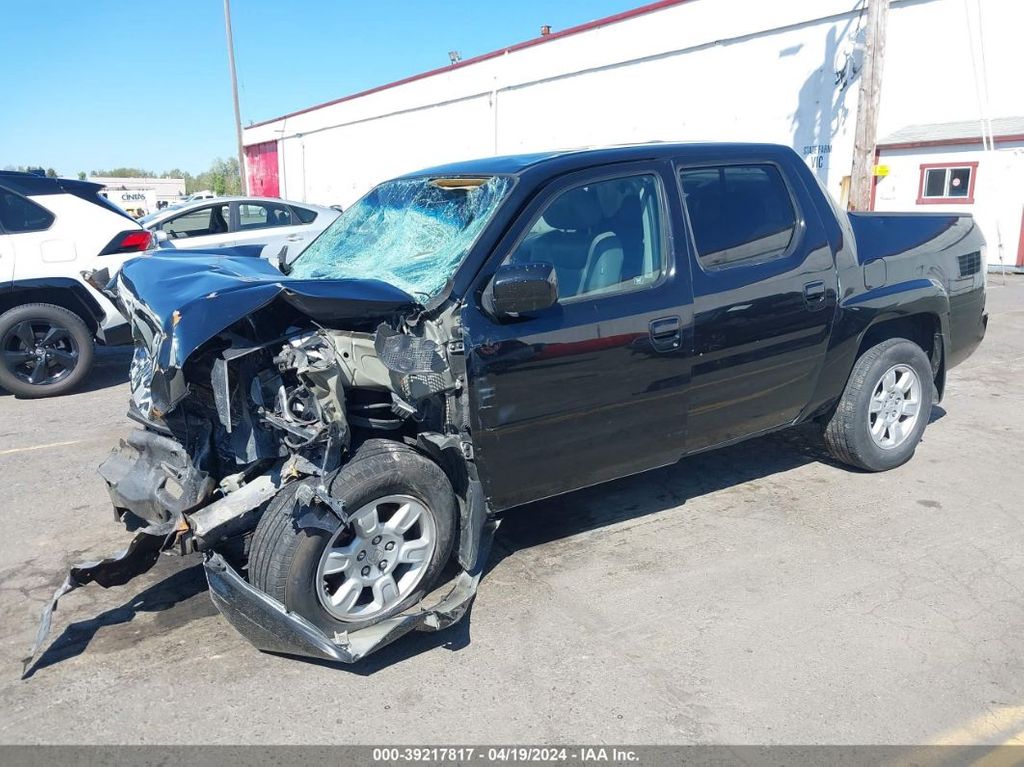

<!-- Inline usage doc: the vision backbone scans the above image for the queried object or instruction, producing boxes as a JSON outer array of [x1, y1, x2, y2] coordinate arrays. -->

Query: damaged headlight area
[[110, 316, 460, 527]]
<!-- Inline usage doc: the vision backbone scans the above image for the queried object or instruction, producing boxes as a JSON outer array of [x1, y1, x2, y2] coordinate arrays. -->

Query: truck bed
[[848, 212, 979, 266], [848, 211, 987, 369]]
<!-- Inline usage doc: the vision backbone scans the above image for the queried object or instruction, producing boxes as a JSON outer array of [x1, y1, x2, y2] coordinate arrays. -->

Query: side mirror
[[153, 229, 169, 245], [275, 245, 290, 274], [492, 262, 558, 316]]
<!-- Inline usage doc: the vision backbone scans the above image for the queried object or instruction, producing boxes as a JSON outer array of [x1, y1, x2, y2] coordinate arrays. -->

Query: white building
[[88, 176, 186, 206], [241, 0, 1022, 258], [874, 117, 1024, 271]]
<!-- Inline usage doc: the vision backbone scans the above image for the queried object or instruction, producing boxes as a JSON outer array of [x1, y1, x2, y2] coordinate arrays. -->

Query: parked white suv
[[0, 171, 153, 398], [143, 197, 340, 264]]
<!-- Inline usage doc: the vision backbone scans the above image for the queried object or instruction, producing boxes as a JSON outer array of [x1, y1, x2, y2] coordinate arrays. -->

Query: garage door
[[245, 141, 280, 197]]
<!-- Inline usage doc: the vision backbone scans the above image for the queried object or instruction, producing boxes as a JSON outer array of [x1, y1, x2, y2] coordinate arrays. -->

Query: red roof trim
[[878, 133, 1024, 150], [246, 0, 691, 130]]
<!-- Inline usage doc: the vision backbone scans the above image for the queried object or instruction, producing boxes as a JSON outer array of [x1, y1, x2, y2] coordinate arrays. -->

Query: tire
[[249, 439, 457, 634], [0, 303, 95, 398], [823, 337, 934, 472]]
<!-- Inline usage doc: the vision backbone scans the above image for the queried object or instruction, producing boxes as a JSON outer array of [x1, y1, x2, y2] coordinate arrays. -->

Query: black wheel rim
[[1, 319, 79, 386]]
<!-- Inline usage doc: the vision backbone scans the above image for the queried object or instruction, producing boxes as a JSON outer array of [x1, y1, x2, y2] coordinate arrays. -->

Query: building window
[[917, 162, 978, 204]]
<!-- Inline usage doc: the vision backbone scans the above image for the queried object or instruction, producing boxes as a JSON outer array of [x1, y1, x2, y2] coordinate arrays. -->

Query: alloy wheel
[[1, 320, 80, 387], [867, 363, 922, 450], [316, 494, 437, 622]]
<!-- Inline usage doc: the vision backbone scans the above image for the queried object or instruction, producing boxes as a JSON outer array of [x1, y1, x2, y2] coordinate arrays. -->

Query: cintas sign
[[101, 188, 157, 215]]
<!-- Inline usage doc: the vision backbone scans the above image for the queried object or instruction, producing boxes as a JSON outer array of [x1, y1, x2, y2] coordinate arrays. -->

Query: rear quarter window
[[292, 206, 318, 224], [0, 189, 55, 233]]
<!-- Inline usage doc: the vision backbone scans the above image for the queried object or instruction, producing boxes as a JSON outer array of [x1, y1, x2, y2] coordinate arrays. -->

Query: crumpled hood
[[114, 252, 418, 407]]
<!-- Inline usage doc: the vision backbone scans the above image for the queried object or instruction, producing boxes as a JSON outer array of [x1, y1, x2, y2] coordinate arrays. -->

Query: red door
[[245, 141, 280, 197]]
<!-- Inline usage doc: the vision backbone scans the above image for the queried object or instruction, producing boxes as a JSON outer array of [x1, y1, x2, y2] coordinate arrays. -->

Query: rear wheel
[[248, 440, 456, 633], [0, 303, 94, 398], [822, 337, 933, 471]]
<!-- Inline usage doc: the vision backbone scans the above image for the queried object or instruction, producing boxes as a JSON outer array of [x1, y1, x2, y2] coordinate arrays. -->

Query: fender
[[806, 278, 950, 418], [842, 278, 951, 341], [0, 276, 106, 329], [415, 432, 489, 572]]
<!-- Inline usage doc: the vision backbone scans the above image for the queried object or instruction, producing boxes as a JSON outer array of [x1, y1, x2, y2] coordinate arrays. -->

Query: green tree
[[89, 167, 156, 178], [160, 168, 193, 194], [77, 172, 87, 181], [191, 157, 241, 196], [75, 157, 240, 195], [3, 165, 46, 174], [45, 168, 58, 178]]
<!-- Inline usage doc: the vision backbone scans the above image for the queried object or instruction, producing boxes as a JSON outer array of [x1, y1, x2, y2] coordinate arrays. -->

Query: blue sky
[[1, 0, 641, 176]]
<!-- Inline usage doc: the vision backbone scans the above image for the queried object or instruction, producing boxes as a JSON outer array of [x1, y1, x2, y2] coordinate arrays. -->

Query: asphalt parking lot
[[0, 276, 1022, 745]]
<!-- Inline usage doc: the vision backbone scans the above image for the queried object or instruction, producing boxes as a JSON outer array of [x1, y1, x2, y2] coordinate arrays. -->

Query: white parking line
[[0, 439, 82, 456]]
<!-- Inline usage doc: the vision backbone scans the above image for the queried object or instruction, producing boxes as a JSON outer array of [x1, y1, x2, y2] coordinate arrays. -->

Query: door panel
[[235, 229, 289, 249], [678, 158, 838, 451], [464, 164, 695, 511]]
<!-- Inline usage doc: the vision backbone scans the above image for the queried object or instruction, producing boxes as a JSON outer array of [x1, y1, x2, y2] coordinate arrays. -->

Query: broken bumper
[[98, 429, 213, 525], [204, 519, 497, 664], [28, 428, 495, 672]]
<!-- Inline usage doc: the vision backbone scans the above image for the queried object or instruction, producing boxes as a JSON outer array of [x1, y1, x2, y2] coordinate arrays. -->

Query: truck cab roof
[[403, 142, 797, 179]]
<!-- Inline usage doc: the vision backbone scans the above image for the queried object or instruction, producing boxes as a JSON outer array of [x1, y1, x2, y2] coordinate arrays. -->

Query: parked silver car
[[143, 197, 340, 264]]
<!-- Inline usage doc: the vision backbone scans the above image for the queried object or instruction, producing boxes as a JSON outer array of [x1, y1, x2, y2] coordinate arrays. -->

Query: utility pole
[[223, 0, 247, 195], [848, 0, 890, 211]]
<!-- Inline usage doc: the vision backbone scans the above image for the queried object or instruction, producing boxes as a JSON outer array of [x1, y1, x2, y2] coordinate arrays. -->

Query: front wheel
[[248, 440, 456, 633], [822, 337, 934, 472]]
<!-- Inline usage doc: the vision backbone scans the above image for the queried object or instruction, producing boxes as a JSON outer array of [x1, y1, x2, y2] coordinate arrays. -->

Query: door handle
[[649, 316, 682, 352], [286, 234, 304, 242], [803, 280, 826, 308]]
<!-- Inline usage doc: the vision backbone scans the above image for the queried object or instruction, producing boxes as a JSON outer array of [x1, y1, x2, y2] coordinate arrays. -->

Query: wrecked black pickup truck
[[27, 143, 987, 671]]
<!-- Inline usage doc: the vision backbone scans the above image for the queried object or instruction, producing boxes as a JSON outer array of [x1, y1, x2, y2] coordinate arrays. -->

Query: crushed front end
[[25, 251, 491, 675]]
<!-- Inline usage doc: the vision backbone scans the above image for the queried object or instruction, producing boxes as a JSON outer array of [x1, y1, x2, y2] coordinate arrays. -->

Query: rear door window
[[679, 164, 797, 270], [238, 202, 294, 230], [0, 189, 55, 233]]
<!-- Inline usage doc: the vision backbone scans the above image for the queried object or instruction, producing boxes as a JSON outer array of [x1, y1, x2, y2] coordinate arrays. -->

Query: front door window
[[506, 174, 665, 302], [163, 204, 230, 239]]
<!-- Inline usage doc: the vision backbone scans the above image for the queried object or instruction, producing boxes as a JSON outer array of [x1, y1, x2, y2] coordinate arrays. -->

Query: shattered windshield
[[289, 175, 512, 299]]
